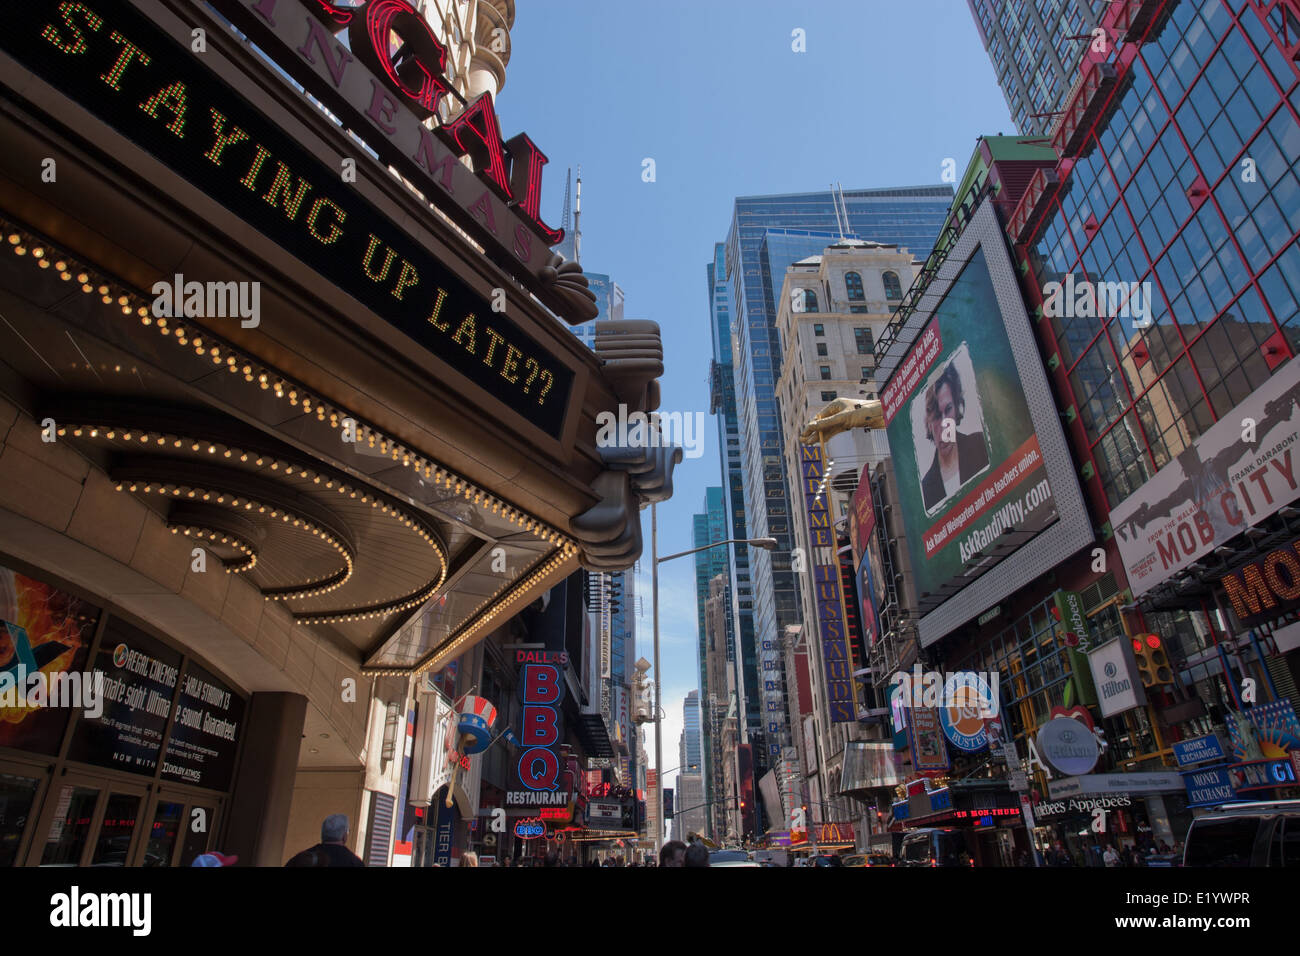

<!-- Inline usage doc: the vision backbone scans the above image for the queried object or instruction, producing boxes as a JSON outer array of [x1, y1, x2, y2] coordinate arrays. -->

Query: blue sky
[[501, 0, 1017, 802]]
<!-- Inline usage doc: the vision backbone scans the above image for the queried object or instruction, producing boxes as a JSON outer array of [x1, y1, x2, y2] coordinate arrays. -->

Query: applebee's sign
[[210, 0, 596, 321]]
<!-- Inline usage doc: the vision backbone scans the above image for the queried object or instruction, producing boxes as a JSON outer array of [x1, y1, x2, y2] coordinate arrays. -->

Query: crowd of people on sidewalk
[[1016, 839, 1181, 867]]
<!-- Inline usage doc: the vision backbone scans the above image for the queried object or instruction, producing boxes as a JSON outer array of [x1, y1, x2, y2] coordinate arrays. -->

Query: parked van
[[1183, 800, 1300, 867], [897, 828, 973, 867]]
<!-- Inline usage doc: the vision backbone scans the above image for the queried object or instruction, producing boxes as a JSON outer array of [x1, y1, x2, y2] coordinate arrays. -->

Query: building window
[[845, 272, 865, 301], [820, 366, 832, 380], [883, 271, 903, 299], [849, 306, 870, 313], [813, 324, 825, 336], [803, 289, 819, 312], [820, 391, 837, 401], [816, 343, 828, 357], [861, 366, 872, 380], [854, 328, 873, 354]]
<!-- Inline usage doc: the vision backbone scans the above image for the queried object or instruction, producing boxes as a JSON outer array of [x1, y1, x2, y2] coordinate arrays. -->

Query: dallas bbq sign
[[213, 0, 591, 319]]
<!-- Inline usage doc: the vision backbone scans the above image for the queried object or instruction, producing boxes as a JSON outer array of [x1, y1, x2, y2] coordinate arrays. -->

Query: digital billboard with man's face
[[883, 249, 1060, 605]]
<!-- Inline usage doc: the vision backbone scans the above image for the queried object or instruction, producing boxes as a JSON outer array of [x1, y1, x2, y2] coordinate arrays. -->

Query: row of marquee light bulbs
[[6, 226, 578, 676]]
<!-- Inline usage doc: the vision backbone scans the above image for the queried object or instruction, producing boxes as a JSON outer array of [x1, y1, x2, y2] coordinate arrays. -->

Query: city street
[[0, 0, 1296, 940]]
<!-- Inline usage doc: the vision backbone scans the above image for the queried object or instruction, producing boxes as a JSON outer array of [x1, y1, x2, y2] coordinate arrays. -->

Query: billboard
[[849, 466, 888, 648], [878, 200, 1092, 646], [1111, 363, 1300, 598]]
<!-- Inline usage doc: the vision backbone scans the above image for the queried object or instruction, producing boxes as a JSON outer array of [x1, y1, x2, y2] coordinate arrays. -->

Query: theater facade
[[0, 0, 671, 865]]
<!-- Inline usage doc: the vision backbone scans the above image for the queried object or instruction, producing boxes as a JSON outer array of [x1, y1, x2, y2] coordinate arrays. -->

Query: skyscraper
[[715, 186, 953, 830], [682, 690, 703, 773], [967, 0, 1112, 135], [692, 486, 731, 818]]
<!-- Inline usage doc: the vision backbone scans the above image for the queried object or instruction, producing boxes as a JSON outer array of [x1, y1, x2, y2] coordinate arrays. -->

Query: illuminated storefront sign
[[1228, 757, 1298, 793], [4, 3, 574, 437], [513, 818, 545, 840], [505, 653, 566, 809]]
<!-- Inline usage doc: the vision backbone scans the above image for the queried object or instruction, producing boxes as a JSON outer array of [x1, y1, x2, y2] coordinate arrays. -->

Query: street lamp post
[[651, 500, 776, 853]]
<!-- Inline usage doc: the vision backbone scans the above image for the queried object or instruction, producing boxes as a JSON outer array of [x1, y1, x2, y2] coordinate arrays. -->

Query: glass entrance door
[[28, 776, 148, 866], [0, 766, 46, 867]]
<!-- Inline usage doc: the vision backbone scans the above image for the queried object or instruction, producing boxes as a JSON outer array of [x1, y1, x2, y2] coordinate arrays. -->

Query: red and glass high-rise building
[[991, 0, 1300, 741]]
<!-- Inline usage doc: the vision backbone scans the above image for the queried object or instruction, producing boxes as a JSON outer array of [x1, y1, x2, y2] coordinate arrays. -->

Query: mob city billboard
[[1111, 361, 1300, 598], [878, 200, 1092, 646]]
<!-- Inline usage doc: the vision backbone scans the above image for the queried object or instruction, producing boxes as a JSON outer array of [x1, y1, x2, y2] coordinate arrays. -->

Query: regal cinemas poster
[[1111, 360, 1300, 597], [882, 250, 1060, 601]]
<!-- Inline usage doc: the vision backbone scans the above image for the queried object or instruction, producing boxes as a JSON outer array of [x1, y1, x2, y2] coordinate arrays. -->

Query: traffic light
[[664, 788, 674, 820], [1132, 633, 1173, 687]]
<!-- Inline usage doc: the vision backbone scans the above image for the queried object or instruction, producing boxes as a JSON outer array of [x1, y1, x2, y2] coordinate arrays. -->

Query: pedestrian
[[659, 840, 687, 867], [285, 813, 365, 867], [1103, 844, 1120, 867], [461, 850, 479, 868], [543, 850, 559, 867], [684, 843, 710, 867]]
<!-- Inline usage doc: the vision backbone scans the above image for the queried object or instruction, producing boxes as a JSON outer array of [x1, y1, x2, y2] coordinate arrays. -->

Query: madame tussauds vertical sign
[[801, 444, 855, 723], [3, 1, 574, 435]]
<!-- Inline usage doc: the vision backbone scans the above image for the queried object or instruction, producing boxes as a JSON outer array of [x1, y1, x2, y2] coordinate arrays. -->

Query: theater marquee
[[4, 1, 575, 436]]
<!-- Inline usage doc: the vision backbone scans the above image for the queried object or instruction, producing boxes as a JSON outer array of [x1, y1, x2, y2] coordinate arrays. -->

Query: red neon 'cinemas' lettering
[[506, 133, 563, 245], [351, 0, 454, 119], [441, 94, 513, 198]]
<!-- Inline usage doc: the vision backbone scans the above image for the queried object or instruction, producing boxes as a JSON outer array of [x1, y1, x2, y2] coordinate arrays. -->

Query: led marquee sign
[[2, 1, 574, 437], [207, 0, 588, 312]]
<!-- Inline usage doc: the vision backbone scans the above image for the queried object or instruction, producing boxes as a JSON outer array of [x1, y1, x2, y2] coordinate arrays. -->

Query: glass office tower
[[715, 186, 952, 825], [968, 0, 1112, 135]]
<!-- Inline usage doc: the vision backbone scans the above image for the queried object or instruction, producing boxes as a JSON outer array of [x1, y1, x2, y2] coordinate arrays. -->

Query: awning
[[840, 741, 904, 794], [576, 711, 616, 759]]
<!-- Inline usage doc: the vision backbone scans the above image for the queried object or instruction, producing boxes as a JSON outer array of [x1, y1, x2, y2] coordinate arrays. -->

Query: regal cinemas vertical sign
[[801, 444, 855, 723]]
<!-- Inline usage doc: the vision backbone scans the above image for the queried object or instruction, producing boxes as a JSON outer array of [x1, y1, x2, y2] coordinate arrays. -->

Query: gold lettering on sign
[[305, 197, 346, 244], [452, 314, 478, 355], [240, 144, 273, 190], [204, 109, 249, 165], [140, 81, 188, 137], [362, 235, 396, 283], [427, 288, 450, 331], [263, 162, 313, 220]]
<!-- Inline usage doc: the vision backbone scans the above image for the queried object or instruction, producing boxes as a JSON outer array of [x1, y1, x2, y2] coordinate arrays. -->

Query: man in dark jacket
[[285, 813, 365, 867]]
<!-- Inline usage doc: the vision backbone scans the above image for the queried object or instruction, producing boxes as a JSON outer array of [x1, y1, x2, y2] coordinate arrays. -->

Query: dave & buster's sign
[[3, 1, 574, 437]]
